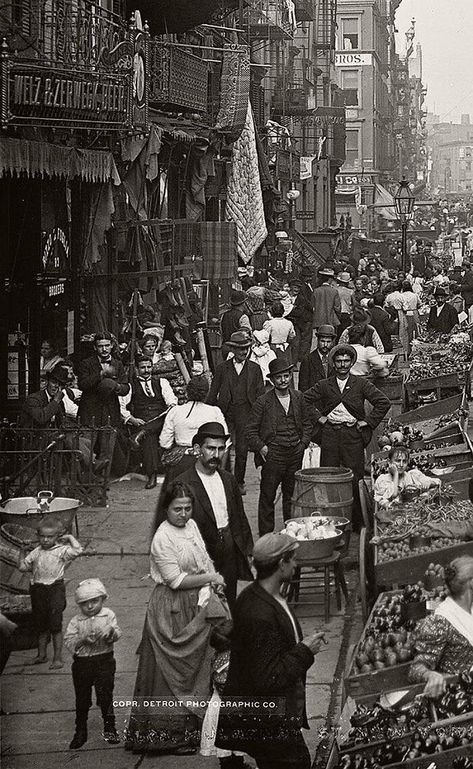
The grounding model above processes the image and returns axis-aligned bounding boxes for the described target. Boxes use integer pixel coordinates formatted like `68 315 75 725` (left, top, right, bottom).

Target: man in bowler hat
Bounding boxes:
208 331 264 494
247 357 312 536
298 325 336 392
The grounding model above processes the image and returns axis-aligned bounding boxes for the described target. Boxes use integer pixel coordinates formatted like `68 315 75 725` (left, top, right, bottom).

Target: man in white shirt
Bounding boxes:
166 422 254 608
119 356 177 489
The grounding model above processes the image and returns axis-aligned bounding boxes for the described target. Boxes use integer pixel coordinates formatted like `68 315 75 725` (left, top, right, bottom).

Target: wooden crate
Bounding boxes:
396 394 464 424
405 370 469 407
344 591 414 698
375 539 473 589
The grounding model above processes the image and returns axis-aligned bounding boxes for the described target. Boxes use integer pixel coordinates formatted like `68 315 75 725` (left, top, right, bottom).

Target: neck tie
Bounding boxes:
321 354 328 376
140 378 153 397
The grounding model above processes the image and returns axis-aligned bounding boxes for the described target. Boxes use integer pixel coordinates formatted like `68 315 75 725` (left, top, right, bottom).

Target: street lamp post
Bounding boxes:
286 187 300 231
394 177 415 272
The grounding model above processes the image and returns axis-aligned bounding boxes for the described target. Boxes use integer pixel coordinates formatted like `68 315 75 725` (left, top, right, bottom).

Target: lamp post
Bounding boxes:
394 177 415 272
286 187 300 231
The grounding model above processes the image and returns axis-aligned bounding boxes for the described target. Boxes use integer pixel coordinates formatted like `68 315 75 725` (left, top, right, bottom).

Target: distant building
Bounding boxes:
428 115 473 195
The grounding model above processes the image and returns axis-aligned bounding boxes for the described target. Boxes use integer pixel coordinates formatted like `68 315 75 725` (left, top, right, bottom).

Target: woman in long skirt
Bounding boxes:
126 481 229 754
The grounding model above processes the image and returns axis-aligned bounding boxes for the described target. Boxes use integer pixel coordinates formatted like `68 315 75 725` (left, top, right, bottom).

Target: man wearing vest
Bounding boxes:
119 356 177 489
208 331 264 495
220 290 252 360
247 357 312 536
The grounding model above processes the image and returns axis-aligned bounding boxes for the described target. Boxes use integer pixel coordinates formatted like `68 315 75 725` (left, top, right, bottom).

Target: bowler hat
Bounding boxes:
192 422 230 446
316 324 337 338
268 357 293 377
253 532 298 564
230 289 248 306
329 344 357 363
227 331 252 348
46 364 70 386
337 272 351 285
318 268 335 278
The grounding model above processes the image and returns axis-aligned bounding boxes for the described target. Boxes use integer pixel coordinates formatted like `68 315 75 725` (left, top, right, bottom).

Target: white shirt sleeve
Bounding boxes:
160 378 178 407
239 314 252 332
159 408 176 449
366 347 388 373
371 329 384 353
119 385 133 424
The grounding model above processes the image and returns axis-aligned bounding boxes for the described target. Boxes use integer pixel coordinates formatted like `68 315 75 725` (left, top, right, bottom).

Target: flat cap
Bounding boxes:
253 532 299 564
75 578 107 604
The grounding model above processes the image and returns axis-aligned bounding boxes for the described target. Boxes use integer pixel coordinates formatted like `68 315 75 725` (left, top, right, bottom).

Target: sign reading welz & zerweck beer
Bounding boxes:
4 64 129 129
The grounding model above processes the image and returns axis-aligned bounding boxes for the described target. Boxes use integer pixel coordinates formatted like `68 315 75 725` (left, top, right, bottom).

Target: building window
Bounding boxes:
466 162 472 172
345 129 359 166
341 18 359 50
341 69 359 106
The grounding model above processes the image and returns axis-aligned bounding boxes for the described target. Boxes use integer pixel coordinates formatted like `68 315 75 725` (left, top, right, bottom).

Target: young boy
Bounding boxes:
18 516 82 669
64 578 121 749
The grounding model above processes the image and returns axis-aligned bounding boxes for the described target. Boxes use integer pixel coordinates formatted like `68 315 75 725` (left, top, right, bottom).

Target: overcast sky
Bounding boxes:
394 0 473 123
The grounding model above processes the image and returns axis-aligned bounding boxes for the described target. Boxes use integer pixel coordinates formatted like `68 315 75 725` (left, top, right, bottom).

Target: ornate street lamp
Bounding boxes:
394 177 415 272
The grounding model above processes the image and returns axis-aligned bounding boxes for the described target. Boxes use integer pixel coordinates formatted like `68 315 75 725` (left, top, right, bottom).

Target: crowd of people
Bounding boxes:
9 235 473 767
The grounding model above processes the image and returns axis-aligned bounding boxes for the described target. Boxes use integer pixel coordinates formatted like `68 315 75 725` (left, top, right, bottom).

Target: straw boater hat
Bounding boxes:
318 268 335 279
337 272 351 285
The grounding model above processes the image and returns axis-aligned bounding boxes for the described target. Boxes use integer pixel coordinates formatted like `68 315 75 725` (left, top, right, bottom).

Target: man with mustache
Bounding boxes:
154 423 253 608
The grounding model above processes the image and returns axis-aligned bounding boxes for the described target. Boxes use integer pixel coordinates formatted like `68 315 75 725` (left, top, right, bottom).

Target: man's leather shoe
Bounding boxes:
145 474 157 490
69 730 87 749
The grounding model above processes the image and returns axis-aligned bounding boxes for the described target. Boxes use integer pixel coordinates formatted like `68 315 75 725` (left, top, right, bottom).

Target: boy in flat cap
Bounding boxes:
64 578 121 749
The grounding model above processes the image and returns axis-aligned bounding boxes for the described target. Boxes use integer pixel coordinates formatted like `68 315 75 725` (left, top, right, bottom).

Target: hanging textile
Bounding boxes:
225 102 268 264
214 44 250 143
200 222 237 283
0 137 120 183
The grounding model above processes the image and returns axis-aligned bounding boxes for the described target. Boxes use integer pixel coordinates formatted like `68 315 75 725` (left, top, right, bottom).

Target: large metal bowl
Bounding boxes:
282 519 343 561
0 494 81 533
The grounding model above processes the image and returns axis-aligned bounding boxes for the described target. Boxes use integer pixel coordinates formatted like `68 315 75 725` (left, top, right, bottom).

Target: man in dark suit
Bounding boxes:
304 344 390 531
369 293 394 353
208 331 264 495
247 357 312 536
19 364 69 427
119 356 177 489
168 422 253 608
298 324 336 392
287 270 314 362
77 333 128 460
427 289 459 334
216 533 325 769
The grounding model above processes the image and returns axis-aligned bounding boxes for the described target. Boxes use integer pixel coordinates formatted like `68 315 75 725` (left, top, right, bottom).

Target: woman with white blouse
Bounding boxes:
159 374 228 482
126 481 229 755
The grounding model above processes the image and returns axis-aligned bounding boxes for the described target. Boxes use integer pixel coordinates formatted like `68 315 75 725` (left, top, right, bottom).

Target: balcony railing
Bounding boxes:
246 0 294 41
294 0 315 22
1 0 128 71
148 41 208 113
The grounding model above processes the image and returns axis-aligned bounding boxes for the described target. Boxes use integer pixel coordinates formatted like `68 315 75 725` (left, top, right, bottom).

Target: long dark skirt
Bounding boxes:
125 584 214 753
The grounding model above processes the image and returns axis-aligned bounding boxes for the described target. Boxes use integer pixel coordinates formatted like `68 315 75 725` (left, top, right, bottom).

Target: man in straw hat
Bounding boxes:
298 325 336 392
311 268 341 351
216 532 326 768
304 344 390 531
208 331 264 495
247 357 312 536
220 290 251 359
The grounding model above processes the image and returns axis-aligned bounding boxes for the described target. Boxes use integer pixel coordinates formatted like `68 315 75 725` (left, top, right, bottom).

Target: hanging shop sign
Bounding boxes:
42 227 70 275
0 28 149 131
336 174 375 186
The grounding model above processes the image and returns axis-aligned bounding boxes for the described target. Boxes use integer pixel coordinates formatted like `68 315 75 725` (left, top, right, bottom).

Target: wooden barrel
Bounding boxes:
291 467 354 522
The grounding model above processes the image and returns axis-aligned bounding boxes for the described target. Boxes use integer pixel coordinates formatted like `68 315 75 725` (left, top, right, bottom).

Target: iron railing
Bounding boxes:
1 0 128 71
246 0 294 41
148 40 208 112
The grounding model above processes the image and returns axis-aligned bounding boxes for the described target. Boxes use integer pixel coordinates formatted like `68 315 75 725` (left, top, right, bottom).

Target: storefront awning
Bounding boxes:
373 183 397 221
0 137 120 184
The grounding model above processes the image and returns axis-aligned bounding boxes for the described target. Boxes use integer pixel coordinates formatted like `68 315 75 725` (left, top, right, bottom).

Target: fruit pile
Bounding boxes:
435 673 473 719
342 699 431 748
377 425 425 451
435 408 469 430
375 499 473 539
424 562 445 583
377 537 464 563
336 726 473 768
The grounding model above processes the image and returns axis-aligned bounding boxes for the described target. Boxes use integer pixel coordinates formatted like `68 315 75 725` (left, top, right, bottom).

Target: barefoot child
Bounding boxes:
18 516 82 669
64 578 121 749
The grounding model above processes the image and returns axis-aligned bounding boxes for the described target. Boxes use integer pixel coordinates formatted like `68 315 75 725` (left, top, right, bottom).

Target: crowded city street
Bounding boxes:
2 1 473 768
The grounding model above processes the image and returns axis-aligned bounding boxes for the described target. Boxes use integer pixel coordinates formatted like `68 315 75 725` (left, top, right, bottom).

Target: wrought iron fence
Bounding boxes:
2 0 128 70
0 425 116 507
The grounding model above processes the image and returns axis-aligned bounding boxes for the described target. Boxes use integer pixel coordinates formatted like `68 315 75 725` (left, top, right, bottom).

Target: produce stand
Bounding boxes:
405 371 469 409
374 538 473 589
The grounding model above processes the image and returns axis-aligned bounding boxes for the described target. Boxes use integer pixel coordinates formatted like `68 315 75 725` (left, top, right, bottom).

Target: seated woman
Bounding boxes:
347 324 389 378
374 445 441 507
409 556 473 697
126 481 230 754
